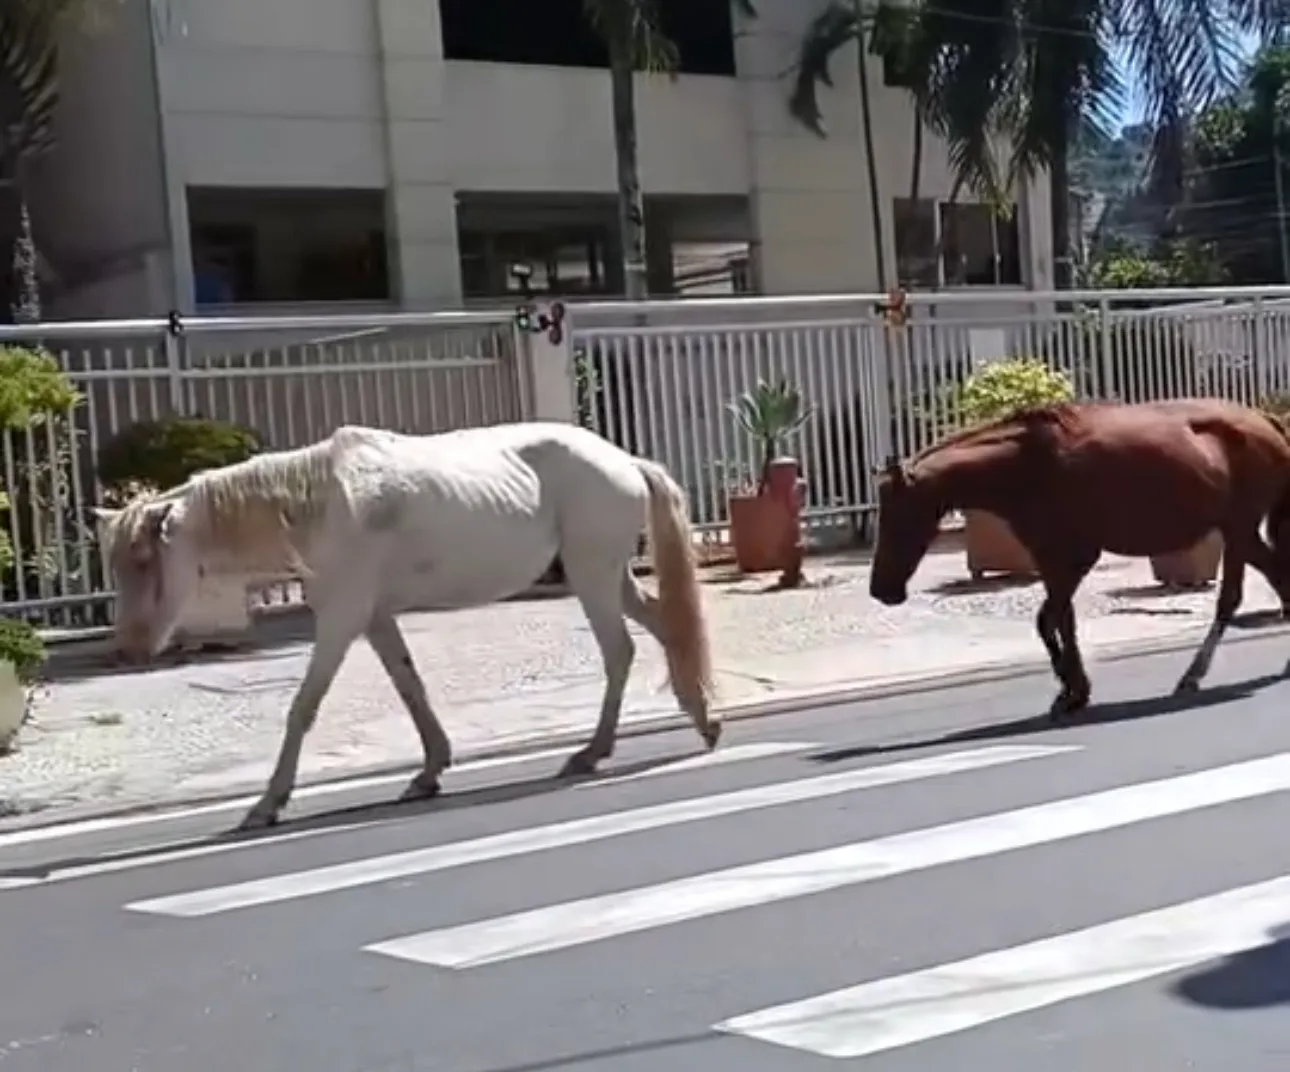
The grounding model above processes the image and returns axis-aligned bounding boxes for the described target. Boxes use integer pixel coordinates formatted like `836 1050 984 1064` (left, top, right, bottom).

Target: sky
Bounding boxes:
1112 28 1261 132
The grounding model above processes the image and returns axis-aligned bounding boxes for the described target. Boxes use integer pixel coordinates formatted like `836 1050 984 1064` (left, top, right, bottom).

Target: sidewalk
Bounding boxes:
1 544 1285 823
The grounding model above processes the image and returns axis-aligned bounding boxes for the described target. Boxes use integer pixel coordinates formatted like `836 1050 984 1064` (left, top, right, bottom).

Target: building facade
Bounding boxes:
27 0 1054 319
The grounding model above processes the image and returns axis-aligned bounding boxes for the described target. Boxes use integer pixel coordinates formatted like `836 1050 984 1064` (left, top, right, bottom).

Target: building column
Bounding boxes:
732 5 881 294
373 0 461 308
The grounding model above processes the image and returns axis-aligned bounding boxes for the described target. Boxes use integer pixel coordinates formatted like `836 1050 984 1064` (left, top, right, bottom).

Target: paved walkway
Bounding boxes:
0 544 1284 822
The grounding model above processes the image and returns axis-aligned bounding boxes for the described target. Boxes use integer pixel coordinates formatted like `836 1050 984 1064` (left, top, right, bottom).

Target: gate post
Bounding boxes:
513 299 577 424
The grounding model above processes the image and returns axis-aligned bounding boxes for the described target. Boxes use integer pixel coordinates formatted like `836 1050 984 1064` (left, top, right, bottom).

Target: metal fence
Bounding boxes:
1 310 525 631
9 285 1290 634
570 286 1290 542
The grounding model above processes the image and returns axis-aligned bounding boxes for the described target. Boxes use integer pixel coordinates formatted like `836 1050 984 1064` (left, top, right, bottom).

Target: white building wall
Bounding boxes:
34 0 1052 317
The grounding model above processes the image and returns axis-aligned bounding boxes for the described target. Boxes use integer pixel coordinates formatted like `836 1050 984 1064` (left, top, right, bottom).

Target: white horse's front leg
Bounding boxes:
239 617 359 830
365 611 452 801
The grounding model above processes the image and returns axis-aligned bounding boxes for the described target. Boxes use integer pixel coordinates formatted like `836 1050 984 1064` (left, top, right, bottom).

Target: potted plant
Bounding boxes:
1147 392 1290 590
96 416 264 651
725 378 815 574
950 357 1074 579
0 611 45 755
1153 391 1290 590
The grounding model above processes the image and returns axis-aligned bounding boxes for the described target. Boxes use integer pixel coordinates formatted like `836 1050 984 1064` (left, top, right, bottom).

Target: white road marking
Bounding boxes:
1 744 817 889
573 742 817 788
124 744 1072 917
716 873 1290 1058
0 742 634 851
0 822 374 889
363 750 1290 970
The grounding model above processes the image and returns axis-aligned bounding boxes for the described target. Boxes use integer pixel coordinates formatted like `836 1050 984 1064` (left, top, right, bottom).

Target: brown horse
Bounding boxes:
869 397 1290 716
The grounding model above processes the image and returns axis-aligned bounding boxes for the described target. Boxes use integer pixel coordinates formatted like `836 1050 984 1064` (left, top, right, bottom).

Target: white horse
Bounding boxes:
92 420 720 830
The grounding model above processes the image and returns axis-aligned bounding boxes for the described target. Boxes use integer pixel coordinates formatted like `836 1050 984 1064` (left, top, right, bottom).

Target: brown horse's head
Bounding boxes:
870 455 942 606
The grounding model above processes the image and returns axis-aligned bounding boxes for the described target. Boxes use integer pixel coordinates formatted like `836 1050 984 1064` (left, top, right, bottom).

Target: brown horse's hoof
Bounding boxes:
1048 689 1091 721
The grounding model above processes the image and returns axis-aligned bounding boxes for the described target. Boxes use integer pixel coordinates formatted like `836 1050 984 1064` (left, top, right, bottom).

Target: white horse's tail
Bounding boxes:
635 458 715 713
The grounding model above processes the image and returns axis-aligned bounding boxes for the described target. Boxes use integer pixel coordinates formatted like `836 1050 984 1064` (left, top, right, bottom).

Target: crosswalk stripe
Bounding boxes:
123 744 1071 918
363 750 1290 970
572 742 818 788
715 872 1290 1058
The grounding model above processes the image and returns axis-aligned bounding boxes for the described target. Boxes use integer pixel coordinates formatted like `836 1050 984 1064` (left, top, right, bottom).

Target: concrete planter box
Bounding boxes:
1150 530 1223 588
0 658 27 753
174 573 253 649
964 510 1038 580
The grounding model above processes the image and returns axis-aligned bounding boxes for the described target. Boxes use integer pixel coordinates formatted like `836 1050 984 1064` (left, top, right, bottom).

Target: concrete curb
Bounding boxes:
3 613 1288 837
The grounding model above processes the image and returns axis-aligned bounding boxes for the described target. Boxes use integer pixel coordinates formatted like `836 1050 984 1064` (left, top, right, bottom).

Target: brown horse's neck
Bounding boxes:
911 430 1029 517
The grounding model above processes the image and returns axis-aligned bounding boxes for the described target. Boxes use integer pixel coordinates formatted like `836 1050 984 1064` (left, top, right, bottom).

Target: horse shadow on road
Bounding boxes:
0 747 711 881
808 669 1288 765
1172 923 1290 1010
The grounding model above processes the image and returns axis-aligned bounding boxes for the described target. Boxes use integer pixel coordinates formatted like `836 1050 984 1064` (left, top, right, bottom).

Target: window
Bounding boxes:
188 187 390 306
439 0 736 76
939 202 1021 286
459 226 614 299
892 197 1023 287
893 198 939 287
881 51 916 89
671 241 752 295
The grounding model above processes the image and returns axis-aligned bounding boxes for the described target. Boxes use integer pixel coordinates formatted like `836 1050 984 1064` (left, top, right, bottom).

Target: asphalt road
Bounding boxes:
6 630 1290 1071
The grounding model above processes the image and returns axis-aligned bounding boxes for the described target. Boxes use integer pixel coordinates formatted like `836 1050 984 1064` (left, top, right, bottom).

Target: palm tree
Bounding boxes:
582 0 755 299
1 0 61 320
787 0 1271 288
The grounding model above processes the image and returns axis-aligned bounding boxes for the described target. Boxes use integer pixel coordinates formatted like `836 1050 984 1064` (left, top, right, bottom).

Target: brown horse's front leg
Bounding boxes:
1033 552 1098 719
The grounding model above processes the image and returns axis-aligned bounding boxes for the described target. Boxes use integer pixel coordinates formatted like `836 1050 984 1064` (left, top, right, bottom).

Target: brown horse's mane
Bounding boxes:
907 401 1088 471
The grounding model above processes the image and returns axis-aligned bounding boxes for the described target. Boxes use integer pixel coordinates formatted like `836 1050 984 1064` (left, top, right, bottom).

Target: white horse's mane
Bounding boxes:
106 438 339 567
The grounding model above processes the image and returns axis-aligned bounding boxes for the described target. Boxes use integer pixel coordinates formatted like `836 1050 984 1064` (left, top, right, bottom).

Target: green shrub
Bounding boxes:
1261 392 1290 429
0 345 81 430
96 417 262 499
0 345 81 615
952 358 1075 427
0 616 45 686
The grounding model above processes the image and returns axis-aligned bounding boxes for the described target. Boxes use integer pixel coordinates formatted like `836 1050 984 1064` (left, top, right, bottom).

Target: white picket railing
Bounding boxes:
0 310 525 631
6 285 1290 633
569 286 1290 542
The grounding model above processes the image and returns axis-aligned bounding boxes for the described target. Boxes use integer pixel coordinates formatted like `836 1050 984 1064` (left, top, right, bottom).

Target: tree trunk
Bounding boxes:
609 37 648 300
909 107 924 203
1049 136 1072 289
855 17 887 289
10 193 40 323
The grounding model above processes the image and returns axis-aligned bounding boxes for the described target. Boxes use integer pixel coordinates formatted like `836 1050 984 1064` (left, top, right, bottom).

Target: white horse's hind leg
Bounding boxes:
620 571 718 747
365 611 453 800
239 610 365 830
558 557 635 777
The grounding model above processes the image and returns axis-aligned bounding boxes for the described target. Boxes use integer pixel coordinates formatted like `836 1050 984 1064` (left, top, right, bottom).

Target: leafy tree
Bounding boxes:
788 0 1272 289
582 0 756 299
1175 45 1290 284
1 0 120 319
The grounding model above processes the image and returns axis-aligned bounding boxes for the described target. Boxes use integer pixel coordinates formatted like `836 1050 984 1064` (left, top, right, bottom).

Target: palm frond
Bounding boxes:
582 0 679 75
0 1 60 172
1006 0 1120 189
1114 0 1264 200
788 2 861 136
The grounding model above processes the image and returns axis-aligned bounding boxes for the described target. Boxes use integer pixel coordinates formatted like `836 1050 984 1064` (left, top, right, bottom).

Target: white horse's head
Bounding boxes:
93 489 205 661
92 443 334 661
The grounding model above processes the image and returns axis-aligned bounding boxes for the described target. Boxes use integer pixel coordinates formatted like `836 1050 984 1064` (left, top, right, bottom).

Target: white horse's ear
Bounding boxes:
144 500 175 542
